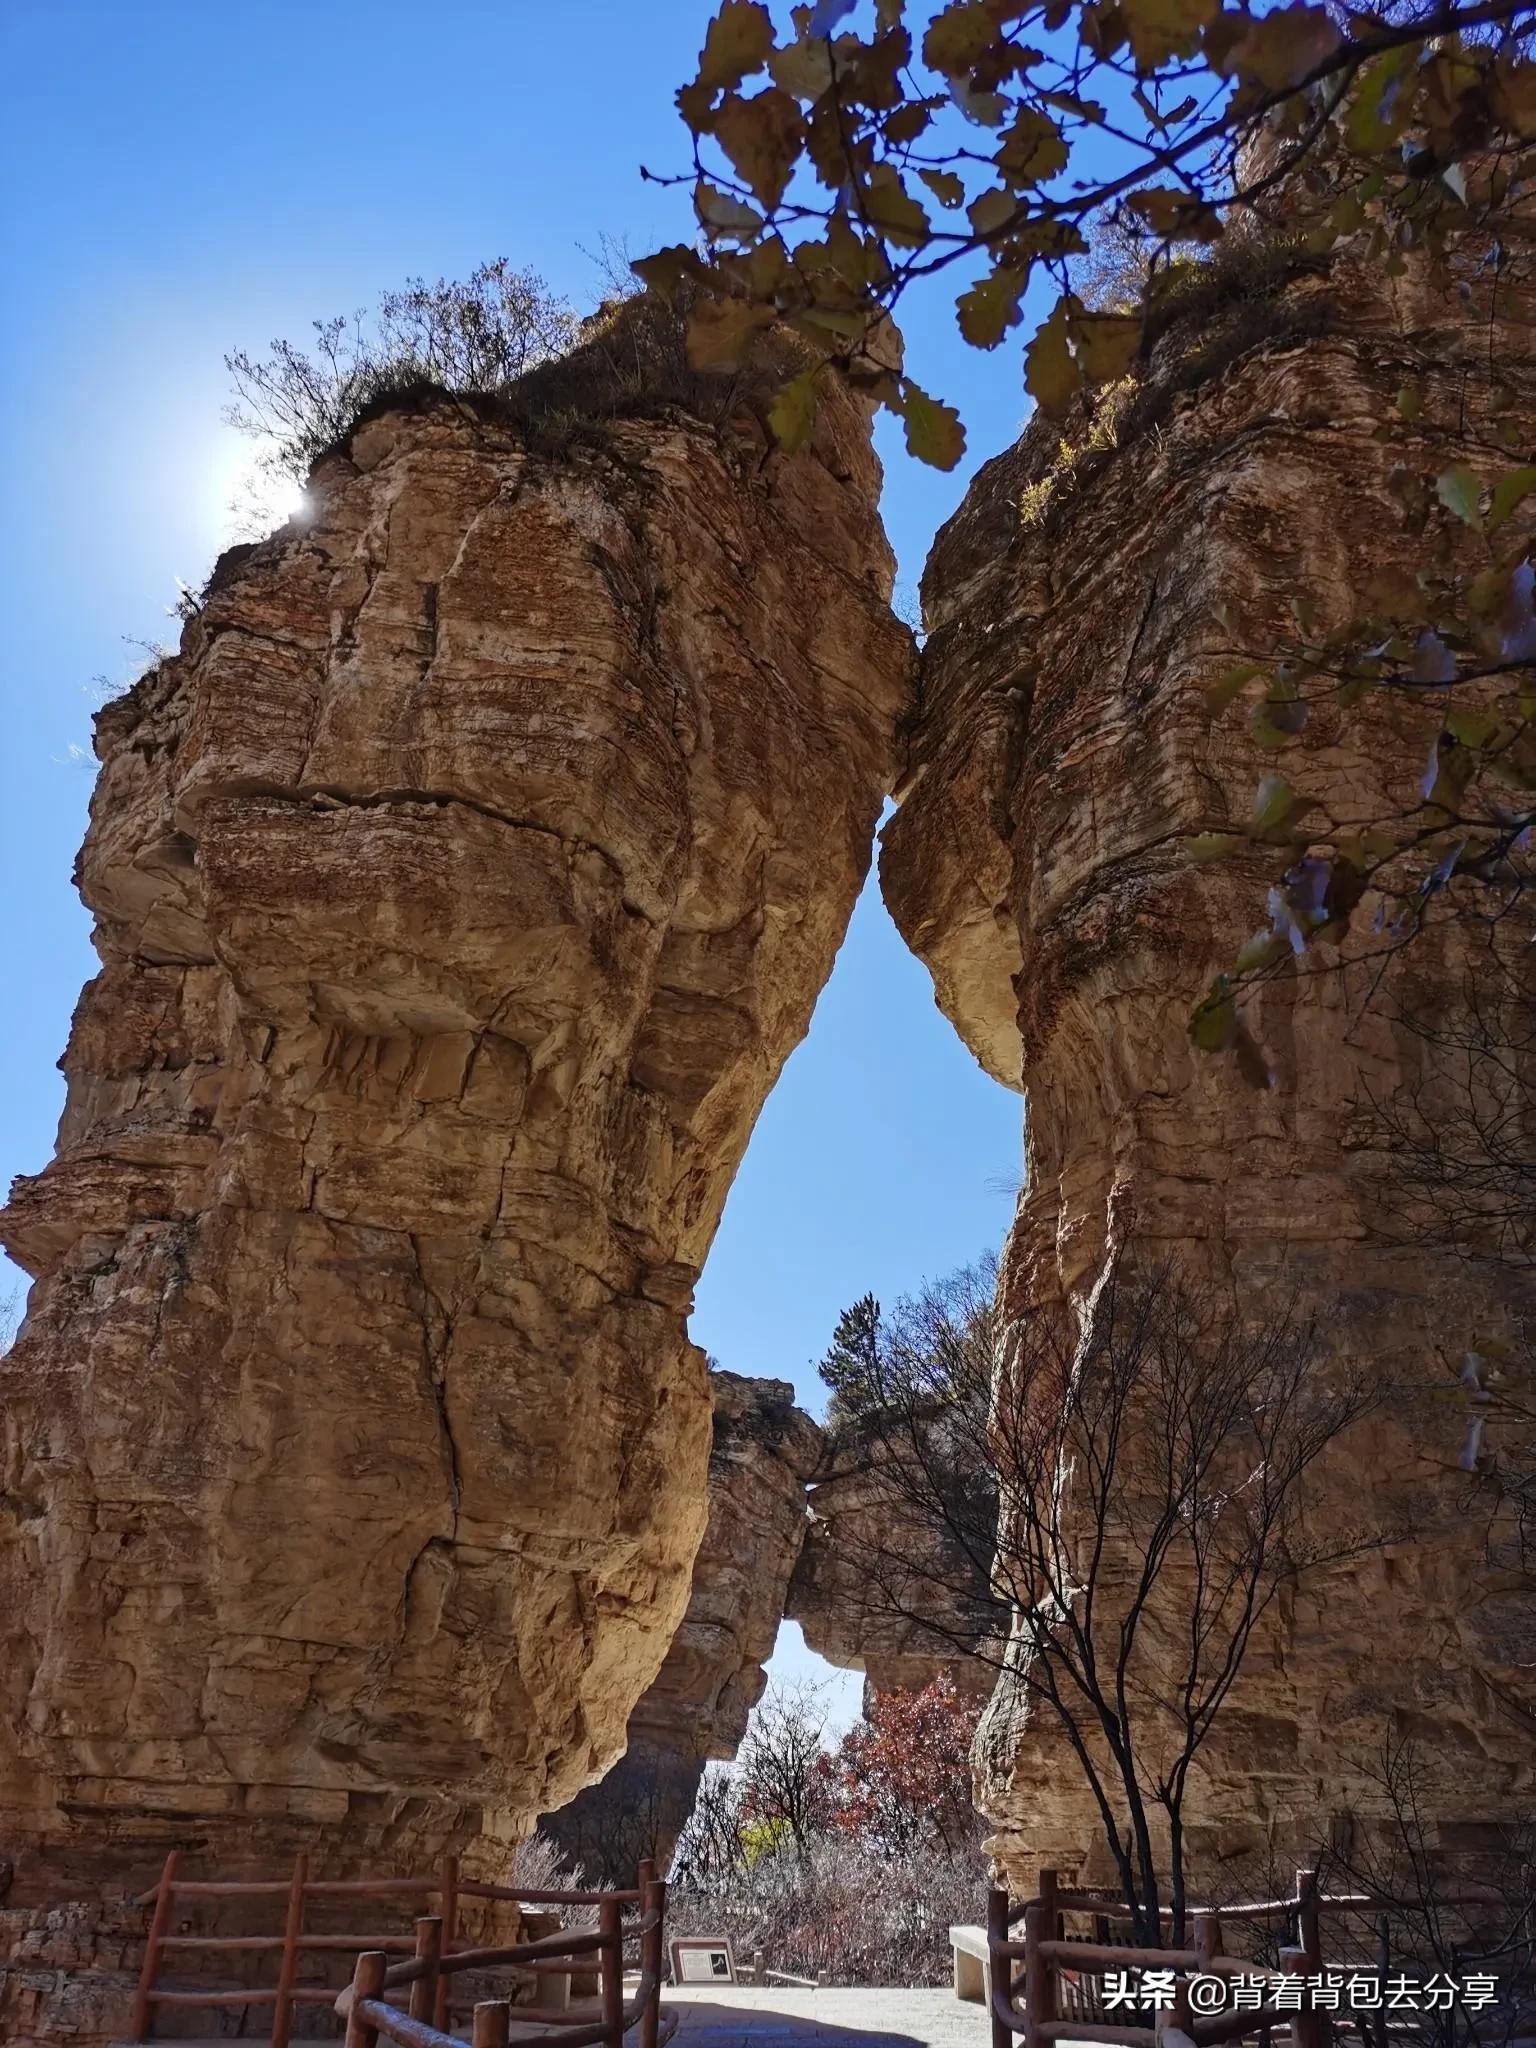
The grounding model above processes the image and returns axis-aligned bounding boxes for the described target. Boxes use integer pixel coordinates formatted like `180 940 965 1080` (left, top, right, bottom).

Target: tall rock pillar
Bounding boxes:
0 355 911 1909
883 242 1534 1882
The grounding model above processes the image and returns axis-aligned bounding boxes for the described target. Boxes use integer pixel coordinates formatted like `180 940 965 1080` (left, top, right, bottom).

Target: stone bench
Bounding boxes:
951 1923 992 2005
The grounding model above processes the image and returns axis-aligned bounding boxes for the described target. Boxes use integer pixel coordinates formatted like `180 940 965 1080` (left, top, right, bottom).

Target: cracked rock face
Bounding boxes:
543 1371 822 1881
882 245 1535 1883
0 385 910 1903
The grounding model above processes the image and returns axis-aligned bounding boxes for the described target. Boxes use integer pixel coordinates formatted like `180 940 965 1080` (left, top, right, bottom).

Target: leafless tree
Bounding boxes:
667 1831 986 1988
225 260 579 486
509 1833 591 1893
827 1252 1385 1943
673 1764 751 1887
1369 960 1535 1279
541 1745 707 1889
736 1684 831 1861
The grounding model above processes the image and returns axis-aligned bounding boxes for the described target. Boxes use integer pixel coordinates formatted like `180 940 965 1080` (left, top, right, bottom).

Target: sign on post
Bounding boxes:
670 1936 739 1985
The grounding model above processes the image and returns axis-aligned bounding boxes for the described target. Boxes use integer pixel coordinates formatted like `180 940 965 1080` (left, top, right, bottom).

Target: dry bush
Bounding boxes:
225 260 580 486
668 1834 986 1988
226 259 824 497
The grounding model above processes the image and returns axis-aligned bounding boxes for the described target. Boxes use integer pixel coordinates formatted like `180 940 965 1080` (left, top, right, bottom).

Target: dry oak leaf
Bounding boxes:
922 0 1000 76
1025 297 1079 412
919 167 968 209
1071 307 1141 382
769 35 835 100
995 106 1070 183
695 0 775 94
956 266 1029 347
769 368 822 453
695 180 764 240
631 245 716 300
968 186 1019 236
686 295 776 370
1215 3 1340 89
1120 0 1220 71
899 381 967 469
716 86 805 208
863 164 933 246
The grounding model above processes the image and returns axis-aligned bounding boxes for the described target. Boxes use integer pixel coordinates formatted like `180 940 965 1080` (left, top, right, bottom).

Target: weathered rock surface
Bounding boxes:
0 366 911 1918
544 1371 822 1880
882 241 1535 1884
788 1415 995 1701
545 1372 1006 1882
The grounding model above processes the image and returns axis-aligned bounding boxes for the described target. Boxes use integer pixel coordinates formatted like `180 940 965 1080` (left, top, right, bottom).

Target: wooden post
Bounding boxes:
344 1951 387 2048
472 2001 511 2048
1280 1944 1324 2048
987 1888 1013 2048
1372 1915 1390 2048
1296 1869 1322 1972
1025 1900 1056 2035
1195 1912 1223 1985
752 1949 766 1987
1293 1868 1325 2048
270 1851 308 2048
1038 1865 1061 2048
1166 1976 1195 2045
599 1896 624 2045
638 1879 665 2048
434 1852 459 2032
129 1848 180 2042
409 1915 444 2025
1040 1868 1061 1943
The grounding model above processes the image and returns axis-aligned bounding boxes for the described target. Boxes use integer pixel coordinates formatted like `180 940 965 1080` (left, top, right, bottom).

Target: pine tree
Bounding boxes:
817 1293 882 1422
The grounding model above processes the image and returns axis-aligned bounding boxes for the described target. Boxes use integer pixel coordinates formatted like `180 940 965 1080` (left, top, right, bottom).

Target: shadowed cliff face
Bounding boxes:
788 1414 996 1702
0 384 912 1901
543 1371 824 1883
882 246 1535 1884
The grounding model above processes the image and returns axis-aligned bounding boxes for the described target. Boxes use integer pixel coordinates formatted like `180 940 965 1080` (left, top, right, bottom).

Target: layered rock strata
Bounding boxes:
882 241 1535 1883
543 1371 822 1881
788 1413 995 1701
0 361 910 1913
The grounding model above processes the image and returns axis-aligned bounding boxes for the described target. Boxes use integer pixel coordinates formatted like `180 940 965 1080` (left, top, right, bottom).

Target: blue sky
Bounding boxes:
0 1 1033 1718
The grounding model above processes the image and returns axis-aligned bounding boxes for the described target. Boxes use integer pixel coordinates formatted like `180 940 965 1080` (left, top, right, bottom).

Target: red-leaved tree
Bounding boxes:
816 1676 982 1858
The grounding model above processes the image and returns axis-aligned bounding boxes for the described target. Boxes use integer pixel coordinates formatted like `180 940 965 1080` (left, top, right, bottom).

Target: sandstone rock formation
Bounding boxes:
788 1414 994 1702
0 350 911 1921
543 1371 822 1881
882 239 1535 1885
544 1370 1007 1884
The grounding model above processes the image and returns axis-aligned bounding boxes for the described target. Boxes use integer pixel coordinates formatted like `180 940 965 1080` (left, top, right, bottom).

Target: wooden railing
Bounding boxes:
986 1866 1510 2048
748 1952 827 1988
336 1874 671 2048
126 1849 662 2045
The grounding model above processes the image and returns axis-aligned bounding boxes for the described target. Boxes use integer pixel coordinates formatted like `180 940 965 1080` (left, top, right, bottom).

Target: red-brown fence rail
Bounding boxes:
335 1874 672 2048
986 1866 1512 2048
126 1850 662 2045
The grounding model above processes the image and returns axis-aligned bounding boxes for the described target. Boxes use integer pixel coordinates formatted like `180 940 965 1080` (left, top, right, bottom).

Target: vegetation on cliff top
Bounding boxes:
224 256 823 498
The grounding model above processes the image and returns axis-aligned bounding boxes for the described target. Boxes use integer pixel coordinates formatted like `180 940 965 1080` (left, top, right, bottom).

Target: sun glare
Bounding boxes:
207 434 309 543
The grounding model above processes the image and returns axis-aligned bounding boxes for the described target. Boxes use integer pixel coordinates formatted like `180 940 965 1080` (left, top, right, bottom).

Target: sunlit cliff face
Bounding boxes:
0 388 913 1902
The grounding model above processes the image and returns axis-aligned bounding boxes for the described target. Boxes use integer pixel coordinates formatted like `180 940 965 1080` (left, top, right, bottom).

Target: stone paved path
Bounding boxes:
664 1984 991 2047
